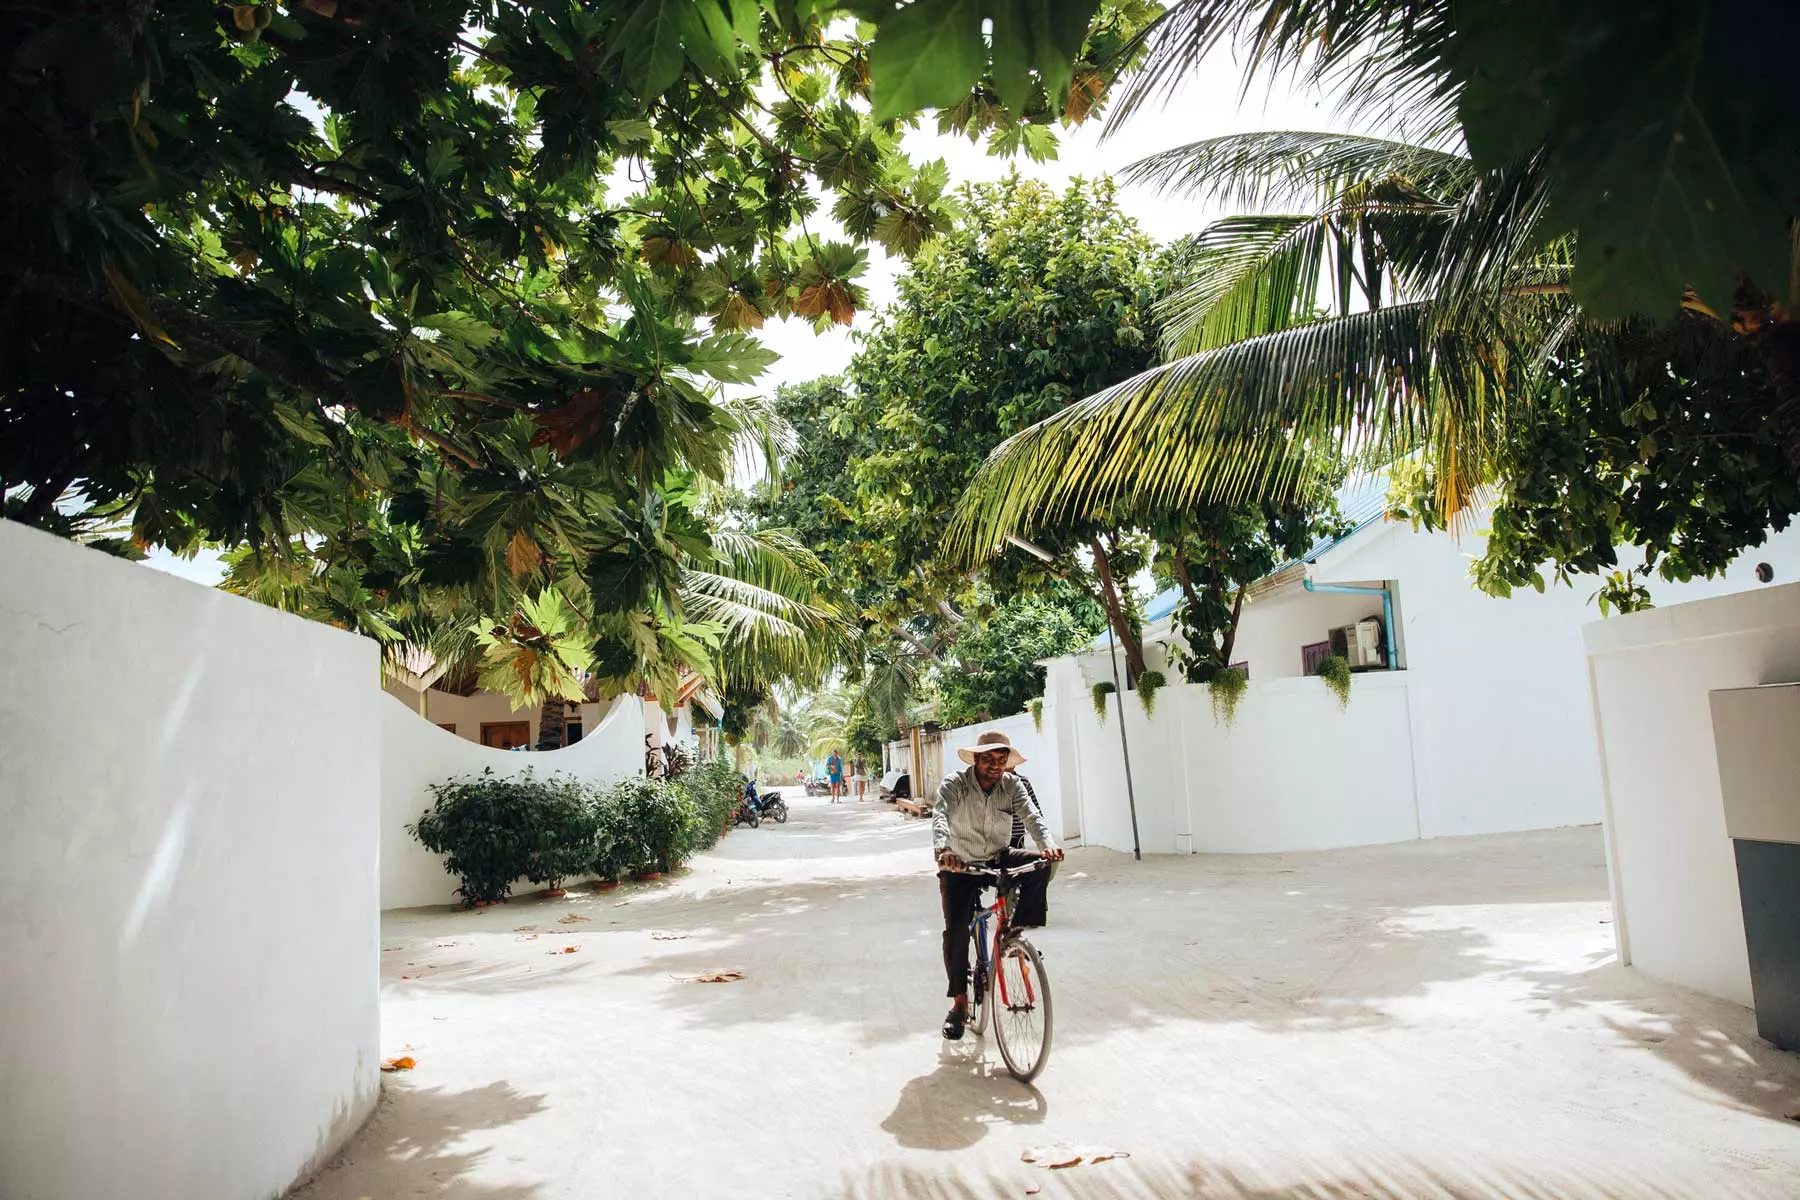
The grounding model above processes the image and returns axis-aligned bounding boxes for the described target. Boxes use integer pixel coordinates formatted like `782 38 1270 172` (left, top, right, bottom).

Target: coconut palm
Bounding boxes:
947 130 1574 556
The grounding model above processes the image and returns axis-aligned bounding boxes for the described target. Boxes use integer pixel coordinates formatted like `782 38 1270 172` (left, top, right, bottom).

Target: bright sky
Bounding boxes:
142 48 1359 588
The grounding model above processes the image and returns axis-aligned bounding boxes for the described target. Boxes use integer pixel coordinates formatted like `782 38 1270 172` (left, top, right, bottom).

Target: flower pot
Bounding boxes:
539 887 567 899
593 879 619 891
634 870 662 882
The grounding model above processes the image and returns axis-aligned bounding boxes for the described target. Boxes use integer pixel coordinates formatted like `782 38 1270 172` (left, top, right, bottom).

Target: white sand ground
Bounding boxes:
294 791 1800 1199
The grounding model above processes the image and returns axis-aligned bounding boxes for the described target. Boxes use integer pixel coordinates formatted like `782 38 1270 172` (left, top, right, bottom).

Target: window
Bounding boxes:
1301 641 1332 675
564 723 584 745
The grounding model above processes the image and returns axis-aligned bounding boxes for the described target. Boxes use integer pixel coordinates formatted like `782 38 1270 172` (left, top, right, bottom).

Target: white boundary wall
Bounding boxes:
0 520 380 1200
1583 582 1800 1007
1048 672 1418 856
380 691 644 909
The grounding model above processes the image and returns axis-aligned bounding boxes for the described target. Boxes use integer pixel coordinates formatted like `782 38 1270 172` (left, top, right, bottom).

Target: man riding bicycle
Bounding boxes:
933 730 1064 1040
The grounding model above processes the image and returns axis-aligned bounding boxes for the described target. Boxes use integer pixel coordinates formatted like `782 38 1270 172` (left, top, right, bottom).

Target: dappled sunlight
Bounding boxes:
343 819 1800 1196
293 1080 549 1200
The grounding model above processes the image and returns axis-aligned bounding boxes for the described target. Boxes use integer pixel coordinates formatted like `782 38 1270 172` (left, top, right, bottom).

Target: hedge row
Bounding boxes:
409 759 744 905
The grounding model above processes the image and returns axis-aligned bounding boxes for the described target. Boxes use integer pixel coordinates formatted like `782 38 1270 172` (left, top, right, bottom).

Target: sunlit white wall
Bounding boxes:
0 519 379 1200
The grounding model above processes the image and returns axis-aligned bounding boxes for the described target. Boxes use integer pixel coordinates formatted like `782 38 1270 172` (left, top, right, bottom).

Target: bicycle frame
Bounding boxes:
966 860 1046 1011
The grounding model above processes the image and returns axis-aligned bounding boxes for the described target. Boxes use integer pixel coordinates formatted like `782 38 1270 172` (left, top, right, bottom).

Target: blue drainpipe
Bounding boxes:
1302 578 1399 670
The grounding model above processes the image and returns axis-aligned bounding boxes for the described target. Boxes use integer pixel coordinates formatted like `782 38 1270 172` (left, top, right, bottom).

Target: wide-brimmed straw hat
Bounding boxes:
956 730 1026 770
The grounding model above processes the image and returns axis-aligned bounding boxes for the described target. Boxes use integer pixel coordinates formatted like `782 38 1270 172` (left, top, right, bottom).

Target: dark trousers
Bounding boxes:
939 848 1051 998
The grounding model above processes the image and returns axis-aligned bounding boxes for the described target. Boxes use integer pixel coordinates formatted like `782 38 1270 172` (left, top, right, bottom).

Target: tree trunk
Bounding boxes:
1218 586 1247 669
535 698 567 750
1089 536 1147 685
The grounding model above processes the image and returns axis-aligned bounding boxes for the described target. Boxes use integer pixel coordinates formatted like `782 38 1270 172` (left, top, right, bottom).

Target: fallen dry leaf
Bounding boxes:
1022 1146 1130 1170
650 932 687 941
558 914 590 924
676 969 744 984
553 946 580 954
379 1056 416 1072
514 925 536 932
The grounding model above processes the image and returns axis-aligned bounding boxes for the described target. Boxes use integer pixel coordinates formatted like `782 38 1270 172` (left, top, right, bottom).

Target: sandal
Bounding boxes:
942 1005 967 1040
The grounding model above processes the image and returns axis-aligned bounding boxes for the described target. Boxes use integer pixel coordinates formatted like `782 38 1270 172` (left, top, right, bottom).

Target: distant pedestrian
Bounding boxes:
853 754 869 799
826 749 845 802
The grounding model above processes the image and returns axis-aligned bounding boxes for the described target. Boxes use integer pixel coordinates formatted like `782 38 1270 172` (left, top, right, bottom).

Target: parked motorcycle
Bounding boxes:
756 788 789 824
733 793 761 828
742 779 788 825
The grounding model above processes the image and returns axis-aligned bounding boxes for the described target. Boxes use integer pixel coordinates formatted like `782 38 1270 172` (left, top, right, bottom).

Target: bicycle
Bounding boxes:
961 857 1054 1083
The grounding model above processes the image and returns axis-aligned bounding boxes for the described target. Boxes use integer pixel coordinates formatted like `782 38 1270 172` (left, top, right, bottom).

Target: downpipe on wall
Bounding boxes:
1301 576 1399 670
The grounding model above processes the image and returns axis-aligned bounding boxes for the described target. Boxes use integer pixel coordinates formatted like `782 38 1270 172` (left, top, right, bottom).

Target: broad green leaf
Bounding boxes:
615 0 691 99
684 333 779 383
867 0 985 122
988 0 1098 116
416 311 499 348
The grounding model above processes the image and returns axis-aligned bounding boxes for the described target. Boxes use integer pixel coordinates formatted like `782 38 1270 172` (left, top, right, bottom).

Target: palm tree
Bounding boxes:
948 130 1573 554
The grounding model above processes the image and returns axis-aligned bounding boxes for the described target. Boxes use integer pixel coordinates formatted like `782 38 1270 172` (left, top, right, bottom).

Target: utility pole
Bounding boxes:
1106 628 1142 861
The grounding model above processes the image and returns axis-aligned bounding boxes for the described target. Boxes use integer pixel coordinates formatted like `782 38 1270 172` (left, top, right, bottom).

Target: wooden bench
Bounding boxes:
895 797 931 819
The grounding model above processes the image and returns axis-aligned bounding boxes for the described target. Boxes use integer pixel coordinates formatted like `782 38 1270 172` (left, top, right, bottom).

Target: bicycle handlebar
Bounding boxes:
958 856 1052 879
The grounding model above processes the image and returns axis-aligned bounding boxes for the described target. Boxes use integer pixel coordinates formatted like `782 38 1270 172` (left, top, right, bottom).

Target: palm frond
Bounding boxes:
1107 1 1459 143
1126 131 1471 212
945 302 1513 563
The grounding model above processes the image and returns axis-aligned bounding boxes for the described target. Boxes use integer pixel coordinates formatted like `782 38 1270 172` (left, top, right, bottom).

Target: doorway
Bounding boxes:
481 721 531 750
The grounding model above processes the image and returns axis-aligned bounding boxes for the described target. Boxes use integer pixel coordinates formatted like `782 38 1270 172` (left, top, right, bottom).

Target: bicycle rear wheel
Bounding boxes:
966 925 990 1036
992 935 1052 1082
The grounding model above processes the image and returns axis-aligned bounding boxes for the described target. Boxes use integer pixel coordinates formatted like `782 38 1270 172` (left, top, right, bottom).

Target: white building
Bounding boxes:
937 482 1800 860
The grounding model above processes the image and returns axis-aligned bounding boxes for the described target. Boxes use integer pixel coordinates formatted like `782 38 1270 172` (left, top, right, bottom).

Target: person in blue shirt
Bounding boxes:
825 749 845 803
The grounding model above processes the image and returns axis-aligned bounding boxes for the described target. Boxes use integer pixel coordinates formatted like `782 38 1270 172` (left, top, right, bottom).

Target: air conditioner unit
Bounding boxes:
1327 618 1386 670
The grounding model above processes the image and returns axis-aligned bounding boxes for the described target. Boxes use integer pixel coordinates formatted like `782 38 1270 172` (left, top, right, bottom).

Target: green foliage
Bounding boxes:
1111 0 1800 323
1315 655 1352 711
749 177 1162 695
3 0 1157 715
594 775 699 877
1447 0 1798 320
409 769 596 905
1207 667 1248 729
936 587 1106 727
1028 697 1045 731
1387 319 1799 614
1092 680 1116 723
673 758 743 854
1153 478 1347 684
1135 669 1165 717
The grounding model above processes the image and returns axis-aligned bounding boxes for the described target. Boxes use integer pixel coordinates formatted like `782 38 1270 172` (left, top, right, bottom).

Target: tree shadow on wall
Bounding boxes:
290 1079 547 1200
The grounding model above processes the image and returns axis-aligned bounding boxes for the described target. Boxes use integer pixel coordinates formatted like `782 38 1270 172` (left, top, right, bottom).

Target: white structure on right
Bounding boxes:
1584 582 1800 1011
1041 480 1800 857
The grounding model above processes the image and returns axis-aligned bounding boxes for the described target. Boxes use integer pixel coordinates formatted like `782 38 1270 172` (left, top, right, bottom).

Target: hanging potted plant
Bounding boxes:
1092 680 1116 723
1316 655 1353 711
1207 666 1248 728
1136 670 1166 717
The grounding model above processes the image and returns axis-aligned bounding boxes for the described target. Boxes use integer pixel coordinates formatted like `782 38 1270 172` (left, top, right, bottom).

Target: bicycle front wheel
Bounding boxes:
992 935 1052 1082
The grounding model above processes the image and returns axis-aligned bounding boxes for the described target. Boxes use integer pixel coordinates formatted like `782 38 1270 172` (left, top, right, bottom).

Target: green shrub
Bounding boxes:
409 768 597 905
595 775 699 876
1316 654 1353 710
1136 670 1166 717
676 758 742 853
1027 697 1044 731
